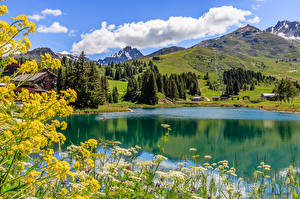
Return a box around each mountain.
[146,46,185,57]
[136,24,300,81]
[16,47,93,62]
[193,24,300,59]
[98,46,143,65]
[56,52,80,61]
[266,20,300,41]
[22,47,60,60]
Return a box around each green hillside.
[132,25,300,82]
[93,24,300,113]
[139,45,300,81]
[194,25,300,59]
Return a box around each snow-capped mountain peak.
[98,46,143,65]
[266,20,300,41]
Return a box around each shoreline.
[73,102,300,115]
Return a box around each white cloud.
[41,9,62,17]
[29,9,62,21]
[37,22,68,33]
[28,14,44,21]
[72,6,255,55]
[248,16,260,23]
[68,29,77,37]
[256,0,265,1]
[251,4,261,10]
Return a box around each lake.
[63,107,300,177]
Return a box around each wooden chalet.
[261,93,276,101]
[12,69,57,91]
[242,96,250,100]
[191,96,204,101]
[220,94,230,100]
[152,56,161,60]
[212,96,220,101]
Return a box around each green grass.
[75,104,131,114]
[137,45,300,83]
[108,80,127,93]
[100,43,300,114]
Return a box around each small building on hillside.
[242,96,250,100]
[261,93,276,101]
[191,96,204,101]
[212,96,220,101]
[231,96,239,100]
[12,69,57,91]
[152,56,161,61]
[220,94,230,100]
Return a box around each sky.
[3,0,300,60]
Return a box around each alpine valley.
[21,20,300,80]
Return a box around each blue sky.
[4,0,300,60]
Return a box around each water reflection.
[63,107,300,177]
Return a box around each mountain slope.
[139,44,300,81]
[138,24,300,81]
[266,20,300,41]
[193,24,300,60]
[22,47,59,60]
[98,46,143,65]
[146,46,185,57]
[15,47,93,62]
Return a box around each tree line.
[57,52,112,108]
[223,68,276,95]
[105,60,159,80]
[124,71,201,105]
[273,78,299,103]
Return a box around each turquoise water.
[63,107,300,177]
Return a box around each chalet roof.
[12,72,48,82]
[35,89,47,92]
[261,93,276,97]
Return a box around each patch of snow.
[59,51,70,55]
[284,24,289,29]
[277,32,300,40]
[124,51,132,59]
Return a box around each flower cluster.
[41,53,61,70]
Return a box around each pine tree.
[99,75,108,104]
[112,86,119,103]
[56,68,64,92]
[107,92,113,103]
[124,77,138,101]
[204,72,209,80]
[189,80,200,96]
[156,73,163,92]
[114,68,121,80]
[167,78,179,101]
[76,52,89,108]
[233,81,240,95]
[250,83,255,91]
[139,72,158,105]
[88,62,104,108]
